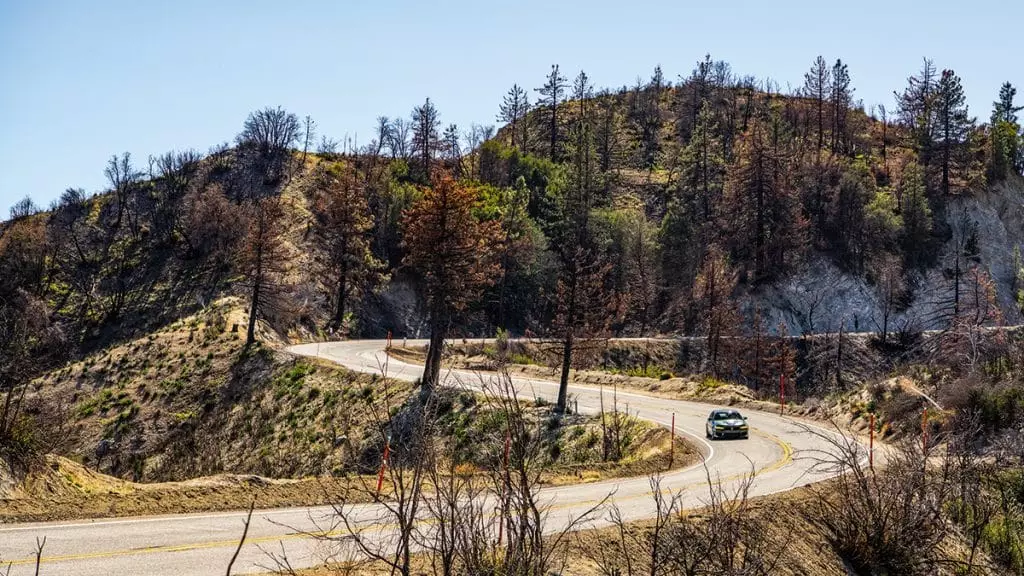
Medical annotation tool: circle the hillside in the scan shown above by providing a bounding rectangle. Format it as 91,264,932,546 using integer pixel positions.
1,64,1021,473
1,68,1022,361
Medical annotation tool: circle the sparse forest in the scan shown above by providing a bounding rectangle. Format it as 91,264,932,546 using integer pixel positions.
3,56,1023,399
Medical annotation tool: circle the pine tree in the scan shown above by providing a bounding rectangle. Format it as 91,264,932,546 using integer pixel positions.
595,91,626,174
932,69,973,196
870,255,905,345
948,206,980,320
442,123,462,174
535,65,568,160
494,177,541,331
694,245,739,378
660,193,699,312
498,84,530,151
832,159,874,271
569,71,600,203
725,116,806,281
803,56,832,153
411,98,441,181
830,59,853,154
896,59,938,171
993,82,1023,124
239,196,289,347
989,82,1023,180
403,175,500,398
679,102,725,223
631,66,665,169
310,164,381,332
898,163,933,268
679,54,715,141
623,210,659,337
741,306,772,393
552,69,607,413
769,323,797,402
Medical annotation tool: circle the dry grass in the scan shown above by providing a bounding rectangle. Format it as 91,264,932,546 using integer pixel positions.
29,297,402,482
0,455,359,523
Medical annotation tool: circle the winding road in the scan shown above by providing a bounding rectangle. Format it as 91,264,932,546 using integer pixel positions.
0,340,849,575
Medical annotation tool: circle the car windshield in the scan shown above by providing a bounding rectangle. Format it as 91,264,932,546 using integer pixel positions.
713,411,741,420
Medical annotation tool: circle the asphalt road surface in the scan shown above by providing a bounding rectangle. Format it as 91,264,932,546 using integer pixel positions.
0,340,851,575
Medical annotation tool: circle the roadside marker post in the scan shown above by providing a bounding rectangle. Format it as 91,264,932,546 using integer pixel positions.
921,408,928,453
376,436,391,495
386,330,393,351
669,413,676,470
869,413,875,471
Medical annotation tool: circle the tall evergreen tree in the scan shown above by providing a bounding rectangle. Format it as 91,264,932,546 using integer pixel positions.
595,91,626,174
552,69,607,413
830,59,853,154
989,82,1023,180
725,116,806,281
694,245,738,377
679,102,726,223
310,164,381,332
240,196,288,347
899,163,933,268
631,66,665,169
442,123,462,174
411,98,441,181
403,175,499,398
535,65,568,160
932,69,973,196
896,59,938,171
803,56,832,153
498,84,530,151
992,82,1023,124
679,54,715,141
831,159,873,271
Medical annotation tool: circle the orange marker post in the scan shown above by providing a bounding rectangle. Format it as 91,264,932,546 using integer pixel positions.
376,437,391,495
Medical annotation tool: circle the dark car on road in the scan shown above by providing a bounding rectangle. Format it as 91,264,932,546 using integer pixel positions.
705,409,749,440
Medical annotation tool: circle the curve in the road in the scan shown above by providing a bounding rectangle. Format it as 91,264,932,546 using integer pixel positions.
0,340,849,576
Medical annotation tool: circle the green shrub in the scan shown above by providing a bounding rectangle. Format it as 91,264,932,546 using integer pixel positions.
273,362,315,399
510,353,536,366
697,376,729,393
984,515,1024,572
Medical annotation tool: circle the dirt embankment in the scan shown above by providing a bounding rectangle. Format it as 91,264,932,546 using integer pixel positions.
0,426,694,523
0,455,355,523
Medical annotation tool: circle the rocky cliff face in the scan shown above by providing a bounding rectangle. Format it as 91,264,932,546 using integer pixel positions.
745,176,1024,336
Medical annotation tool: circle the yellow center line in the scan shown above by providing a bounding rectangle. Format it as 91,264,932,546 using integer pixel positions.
7,431,794,567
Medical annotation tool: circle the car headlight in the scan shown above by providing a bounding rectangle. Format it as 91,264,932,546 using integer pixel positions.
739,425,748,429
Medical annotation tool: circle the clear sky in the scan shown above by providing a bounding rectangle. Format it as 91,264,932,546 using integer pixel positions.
2,0,1021,215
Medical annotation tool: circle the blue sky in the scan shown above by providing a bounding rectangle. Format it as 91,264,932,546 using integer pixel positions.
2,0,1021,215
